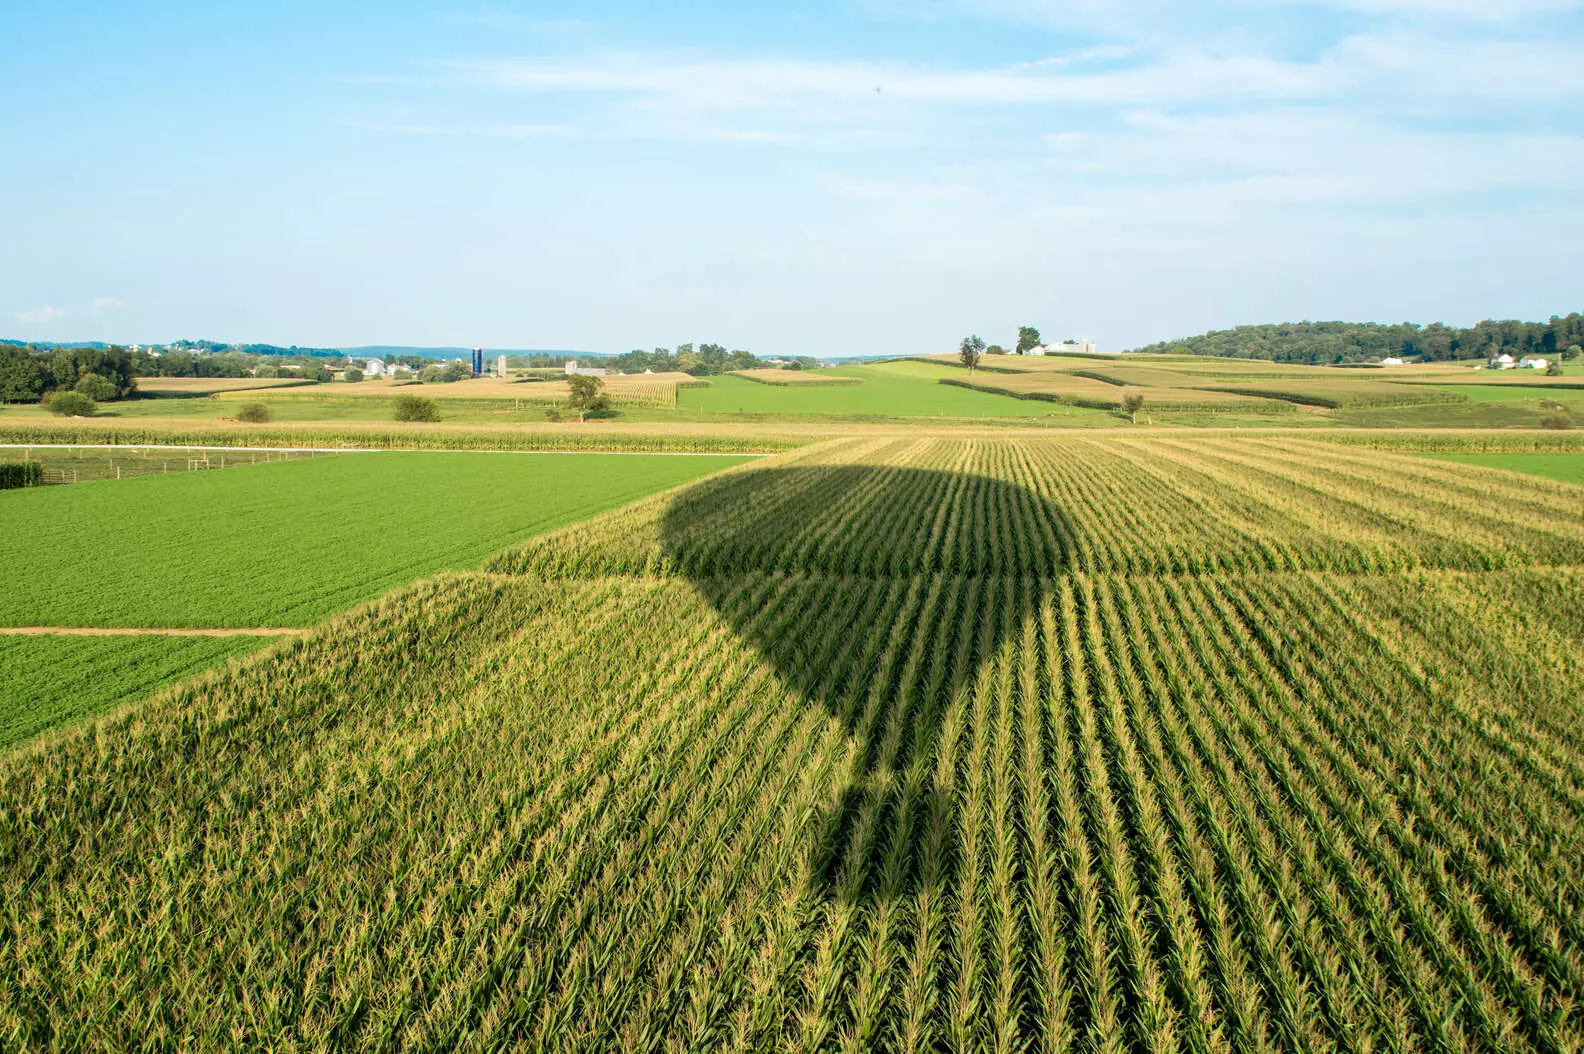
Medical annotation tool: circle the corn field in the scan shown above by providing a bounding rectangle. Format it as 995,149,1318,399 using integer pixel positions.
3,435,1583,1051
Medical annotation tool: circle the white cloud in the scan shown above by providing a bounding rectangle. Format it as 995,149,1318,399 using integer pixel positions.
91,296,127,313
16,304,69,325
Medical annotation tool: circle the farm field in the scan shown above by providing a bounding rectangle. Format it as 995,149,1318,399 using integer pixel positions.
134,376,315,395
10,353,1582,434
0,444,326,482
3,435,1582,1050
0,635,267,751
1425,451,1584,485
0,451,754,628
677,361,1112,421
0,416,801,453
732,368,863,386
236,373,696,405
0,449,752,747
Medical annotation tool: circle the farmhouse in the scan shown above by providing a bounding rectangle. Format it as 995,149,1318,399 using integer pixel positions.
363,358,387,378
564,360,608,377
1490,353,1516,369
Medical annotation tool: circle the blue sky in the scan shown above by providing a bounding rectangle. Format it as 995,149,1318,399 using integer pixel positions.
3,1,1581,356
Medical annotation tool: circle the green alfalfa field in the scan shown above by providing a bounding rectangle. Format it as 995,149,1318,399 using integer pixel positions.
3,434,1583,1051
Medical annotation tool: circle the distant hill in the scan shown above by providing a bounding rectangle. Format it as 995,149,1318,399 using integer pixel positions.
1126,314,1583,365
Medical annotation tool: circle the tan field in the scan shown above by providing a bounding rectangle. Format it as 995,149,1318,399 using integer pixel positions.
218,372,698,405
136,376,313,394
731,368,862,386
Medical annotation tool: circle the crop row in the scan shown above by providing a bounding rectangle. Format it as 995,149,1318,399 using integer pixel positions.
487,435,1584,578
3,564,1580,1050
0,420,802,454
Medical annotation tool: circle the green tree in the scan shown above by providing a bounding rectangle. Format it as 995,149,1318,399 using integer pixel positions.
235,402,272,423
1016,326,1042,355
343,367,365,383
959,335,986,374
565,375,611,422
1546,360,1564,376
1565,344,1582,362
1122,391,1146,424
394,394,441,422
74,373,120,401
986,344,1007,355
47,391,96,417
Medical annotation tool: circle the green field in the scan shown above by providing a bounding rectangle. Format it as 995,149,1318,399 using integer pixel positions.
1425,451,1584,485
677,361,1108,420
4,436,1582,1050
0,451,753,628
0,635,268,752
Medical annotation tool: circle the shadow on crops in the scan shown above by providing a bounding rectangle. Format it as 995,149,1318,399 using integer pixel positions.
661,465,1074,905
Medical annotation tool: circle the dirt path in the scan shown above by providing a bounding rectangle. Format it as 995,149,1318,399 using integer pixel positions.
0,626,306,637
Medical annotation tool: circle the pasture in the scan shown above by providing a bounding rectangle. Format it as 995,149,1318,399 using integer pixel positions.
3,435,1582,1050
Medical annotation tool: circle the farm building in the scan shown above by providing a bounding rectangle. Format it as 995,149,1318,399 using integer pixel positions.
363,358,387,378
1380,356,1406,366
1029,338,1101,356
1519,357,1550,370
1491,353,1517,369
564,360,608,377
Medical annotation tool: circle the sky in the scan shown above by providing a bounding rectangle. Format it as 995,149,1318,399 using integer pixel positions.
2,1,1581,357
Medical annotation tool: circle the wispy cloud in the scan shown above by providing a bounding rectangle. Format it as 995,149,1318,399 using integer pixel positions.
456,50,1336,109
91,296,127,314
346,120,571,137
15,304,69,325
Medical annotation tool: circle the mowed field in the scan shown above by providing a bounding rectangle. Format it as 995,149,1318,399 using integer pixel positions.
3,435,1583,1050
0,451,753,743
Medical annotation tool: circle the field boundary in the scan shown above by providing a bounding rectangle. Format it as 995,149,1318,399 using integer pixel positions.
0,626,306,637
0,443,770,458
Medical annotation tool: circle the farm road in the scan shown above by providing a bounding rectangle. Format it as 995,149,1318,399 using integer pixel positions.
0,626,305,637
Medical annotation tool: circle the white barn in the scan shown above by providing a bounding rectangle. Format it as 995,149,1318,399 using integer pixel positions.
564,360,608,377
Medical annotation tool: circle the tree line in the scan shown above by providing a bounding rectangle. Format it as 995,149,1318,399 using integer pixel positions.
517,343,775,376
0,344,138,403
1126,314,1584,365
